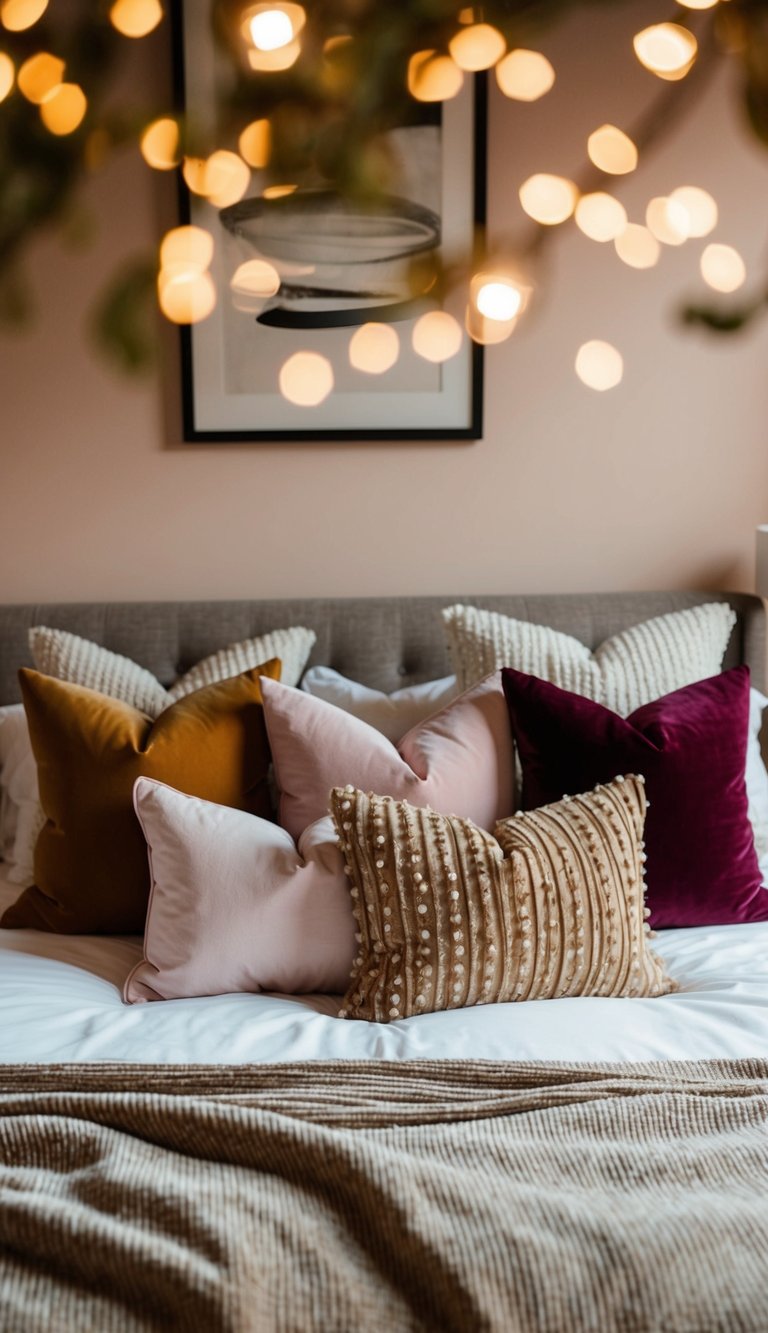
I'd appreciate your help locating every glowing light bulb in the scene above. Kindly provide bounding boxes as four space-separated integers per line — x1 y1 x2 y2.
668 186 717 237
39 82 87 135
239 118 271 169
645 196 689 245
614 224 660 269
140 116 179 170
243 4 305 68
633 23 697 80
349 323 400 374
412 311 463 363
160 226 213 272
495 48 555 101
279 351 334 406
587 124 638 175
575 193 627 242
476 280 522 322
18 52 64 103
575 341 624 392
700 243 746 292
0 0 47 32
109 0 163 38
448 23 506 72
250 8 292 50
0 51 13 101
676 0 717 8
158 268 216 324
407 50 464 102
519 174 578 225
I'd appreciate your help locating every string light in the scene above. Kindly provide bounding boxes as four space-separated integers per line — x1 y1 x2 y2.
0 0 47 31
160 226 214 272
475 281 522 321
645 196 689 245
633 23 697 80
242 4 305 70
575 193 627 242
279 351 334 406
231 259 280 298
519 174 578 225
158 269 216 323
587 125 638 175
495 48 555 101
467 272 529 344
448 23 506 72
39 83 87 135
109 0 163 39
183 153 251 207
412 311 463 363
575 340 624 391
0 51 13 101
668 185 717 237
407 50 464 102
676 0 718 8
140 117 179 170
17 52 63 103
614 224 661 269
239 118 271 169
700 243 746 292
349 323 400 374
250 8 293 49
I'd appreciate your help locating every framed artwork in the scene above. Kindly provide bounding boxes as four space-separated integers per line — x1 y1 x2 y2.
173 6 486 442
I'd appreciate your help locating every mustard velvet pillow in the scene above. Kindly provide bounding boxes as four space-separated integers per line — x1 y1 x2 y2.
0 662 280 935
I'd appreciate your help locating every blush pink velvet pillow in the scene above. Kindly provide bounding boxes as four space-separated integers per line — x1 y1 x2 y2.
123 778 356 1003
261 672 514 842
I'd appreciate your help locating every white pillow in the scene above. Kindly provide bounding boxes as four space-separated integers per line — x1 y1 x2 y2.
442 602 737 710
28 624 316 716
300 667 458 743
0 704 44 883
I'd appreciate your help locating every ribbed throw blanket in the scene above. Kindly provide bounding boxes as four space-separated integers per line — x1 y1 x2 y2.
2 1059 768 1332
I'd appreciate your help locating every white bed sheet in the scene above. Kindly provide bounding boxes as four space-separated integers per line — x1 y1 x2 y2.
3 872 768 1065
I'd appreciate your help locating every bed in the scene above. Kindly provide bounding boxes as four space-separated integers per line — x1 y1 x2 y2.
2 590 768 1331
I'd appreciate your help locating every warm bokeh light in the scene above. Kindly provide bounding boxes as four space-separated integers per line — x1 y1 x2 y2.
412 310 463 363
160 226 214 272
587 124 638 175
495 48 555 101
158 268 216 324
140 116 179 170
18 52 64 104
614 223 661 269
349 323 400 374
0 51 13 101
407 50 464 102
109 0 163 39
575 340 624 391
202 150 251 207
40 82 87 135
239 118 271 168
0 0 47 32
669 185 718 237
262 183 297 199
250 8 293 50
230 259 280 298
448 23 506 72
476 280 522 322
646 196 689 245
575 192 627 242
242 4 305 68
182 157 208 195
676 0 717 8
700 243 746 292
519 173 578 225
246 39 300 71
279 351 334 406
633 23 697 80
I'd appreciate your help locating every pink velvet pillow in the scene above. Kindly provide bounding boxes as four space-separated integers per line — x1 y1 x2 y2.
261 672 514 842
123 778 356 1002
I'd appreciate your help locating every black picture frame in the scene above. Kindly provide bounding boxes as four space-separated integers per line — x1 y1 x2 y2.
172 6 486 443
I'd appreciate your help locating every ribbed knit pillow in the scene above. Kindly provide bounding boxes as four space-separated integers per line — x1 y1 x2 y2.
29 624 316 717
330 777 675 1023
442 602 736 709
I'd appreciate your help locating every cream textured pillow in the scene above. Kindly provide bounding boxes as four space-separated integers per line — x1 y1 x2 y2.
330 775 675 1023
442 602 736 710
29 624 316 716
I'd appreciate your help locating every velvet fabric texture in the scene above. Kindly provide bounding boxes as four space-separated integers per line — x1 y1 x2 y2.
502 665 768 929
0 663 280 935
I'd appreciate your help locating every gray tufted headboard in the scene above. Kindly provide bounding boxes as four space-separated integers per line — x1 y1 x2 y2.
0 589 763 705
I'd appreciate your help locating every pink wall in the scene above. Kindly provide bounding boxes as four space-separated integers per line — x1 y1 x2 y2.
2 0 768 603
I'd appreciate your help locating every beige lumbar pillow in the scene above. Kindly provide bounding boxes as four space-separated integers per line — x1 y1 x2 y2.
29 624 316 717
330 776 675 1023
441 602 736 710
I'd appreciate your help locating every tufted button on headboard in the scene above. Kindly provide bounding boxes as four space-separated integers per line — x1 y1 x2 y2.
0 590 763 705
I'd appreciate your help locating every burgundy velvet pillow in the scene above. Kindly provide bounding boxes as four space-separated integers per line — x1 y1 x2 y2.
501 665 768 929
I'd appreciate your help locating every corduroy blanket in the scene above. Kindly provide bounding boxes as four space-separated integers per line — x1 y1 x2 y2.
2 1059 768 1332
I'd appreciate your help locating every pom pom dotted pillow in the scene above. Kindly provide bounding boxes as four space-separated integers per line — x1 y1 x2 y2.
330 777 675 1024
